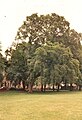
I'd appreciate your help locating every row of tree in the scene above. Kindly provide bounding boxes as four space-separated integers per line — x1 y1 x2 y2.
0 13 82 92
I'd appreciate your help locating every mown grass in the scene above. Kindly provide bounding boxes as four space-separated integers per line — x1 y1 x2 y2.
0 91 82 120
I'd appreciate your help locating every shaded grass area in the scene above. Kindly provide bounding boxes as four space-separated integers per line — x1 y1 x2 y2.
0 91 82 120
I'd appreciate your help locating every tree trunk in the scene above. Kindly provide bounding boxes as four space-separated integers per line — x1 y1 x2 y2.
79 85 81 91
64 82 67 90
22 81 25 90
4 81 6 87
28 83 33 93
10 81 12 88
0 82 3 88
26 84 28 89
57 84 60 92
14 82 16 88
0 82 1 88
41 84 43 92
44 84 46 92
53 84 55 91
70 83 73 91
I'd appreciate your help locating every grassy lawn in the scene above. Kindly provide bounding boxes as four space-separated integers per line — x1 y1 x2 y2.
0 91 82 120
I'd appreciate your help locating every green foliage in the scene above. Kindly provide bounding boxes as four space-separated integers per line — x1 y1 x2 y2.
4 13 82 91
16 13 70 44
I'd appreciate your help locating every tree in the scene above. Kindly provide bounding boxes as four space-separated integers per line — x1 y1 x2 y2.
6 42 28 89
0 73 3 87
10 12 82 92
0 42 4 87
34 41 80 91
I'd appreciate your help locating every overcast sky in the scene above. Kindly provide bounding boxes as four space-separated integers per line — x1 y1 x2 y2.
0 0 82 53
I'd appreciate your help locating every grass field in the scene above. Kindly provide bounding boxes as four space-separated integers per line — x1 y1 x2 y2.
0 91 82 120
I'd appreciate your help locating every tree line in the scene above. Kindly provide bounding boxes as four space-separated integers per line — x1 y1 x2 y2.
0 13 82 93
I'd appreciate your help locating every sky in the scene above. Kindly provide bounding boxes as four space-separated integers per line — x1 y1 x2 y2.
0 0 82 53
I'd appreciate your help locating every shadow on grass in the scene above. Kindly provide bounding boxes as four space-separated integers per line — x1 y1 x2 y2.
32 90 82 95
0 88 82 96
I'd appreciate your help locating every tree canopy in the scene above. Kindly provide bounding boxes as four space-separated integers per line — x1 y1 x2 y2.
0 13 82 92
